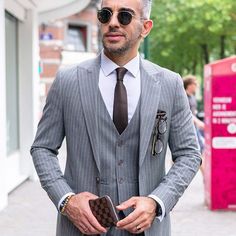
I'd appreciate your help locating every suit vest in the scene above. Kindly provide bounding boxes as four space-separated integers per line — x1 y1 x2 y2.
97 91 141 235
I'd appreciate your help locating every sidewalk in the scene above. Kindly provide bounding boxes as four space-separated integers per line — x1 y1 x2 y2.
0 180 56 236
0 155 235 235
171 171 236 236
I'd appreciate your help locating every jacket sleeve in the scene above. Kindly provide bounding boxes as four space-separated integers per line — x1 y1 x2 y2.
30 70 73 208
150 75 202 215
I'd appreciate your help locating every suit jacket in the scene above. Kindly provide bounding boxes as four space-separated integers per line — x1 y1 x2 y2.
31 55 202 236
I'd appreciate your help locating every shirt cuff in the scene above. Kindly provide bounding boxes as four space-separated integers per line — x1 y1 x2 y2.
57 192 75 211
148 194 165 222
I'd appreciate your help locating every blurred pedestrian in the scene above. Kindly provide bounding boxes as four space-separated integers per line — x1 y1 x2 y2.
184 75 205 173
31 1 201 236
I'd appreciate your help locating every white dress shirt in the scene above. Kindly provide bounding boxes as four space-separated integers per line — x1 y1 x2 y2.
99 52 165 221
99 52 141 122
59 52 165 222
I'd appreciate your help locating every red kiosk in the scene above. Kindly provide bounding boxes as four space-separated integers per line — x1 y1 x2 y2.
204 56 236 210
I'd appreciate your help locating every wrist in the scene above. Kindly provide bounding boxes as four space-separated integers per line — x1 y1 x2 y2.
155 202 162 217
59 194 74 215
147 196 162 217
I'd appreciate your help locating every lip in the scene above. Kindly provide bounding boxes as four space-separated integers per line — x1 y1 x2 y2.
105 33 125 42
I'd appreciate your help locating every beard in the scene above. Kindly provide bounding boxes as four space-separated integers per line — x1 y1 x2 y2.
102 26 142 55
103 39 131 55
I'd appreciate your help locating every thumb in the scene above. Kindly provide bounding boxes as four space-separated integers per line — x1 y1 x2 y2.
116 197 137 211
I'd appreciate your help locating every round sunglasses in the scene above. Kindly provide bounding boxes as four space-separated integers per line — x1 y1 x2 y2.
97 8 142 26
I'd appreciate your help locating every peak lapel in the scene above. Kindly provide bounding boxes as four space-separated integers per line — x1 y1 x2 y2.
77 57 101 172
139 64 163 167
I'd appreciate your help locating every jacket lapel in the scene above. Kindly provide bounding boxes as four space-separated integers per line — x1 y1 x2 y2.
77 56 163 170
139 60 163 167
77 56 101 172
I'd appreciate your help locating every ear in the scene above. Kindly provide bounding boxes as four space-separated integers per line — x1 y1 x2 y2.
141 20 153 38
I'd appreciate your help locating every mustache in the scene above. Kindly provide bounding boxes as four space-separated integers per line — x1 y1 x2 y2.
104 27 125 36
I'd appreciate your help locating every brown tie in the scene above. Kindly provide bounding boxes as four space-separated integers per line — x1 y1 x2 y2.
113 67 128 134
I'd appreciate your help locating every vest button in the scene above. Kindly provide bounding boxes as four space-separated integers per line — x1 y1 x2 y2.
95 177 100 183
117 140 124 147
118 160 124 166
119 178 124 184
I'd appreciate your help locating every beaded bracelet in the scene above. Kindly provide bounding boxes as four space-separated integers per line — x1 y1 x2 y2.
60 195 74 215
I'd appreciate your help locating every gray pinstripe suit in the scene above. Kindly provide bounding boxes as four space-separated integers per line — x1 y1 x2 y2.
31 55 201 236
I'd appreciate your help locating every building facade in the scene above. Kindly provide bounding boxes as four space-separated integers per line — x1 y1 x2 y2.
0 0 91 211
39 2 100 110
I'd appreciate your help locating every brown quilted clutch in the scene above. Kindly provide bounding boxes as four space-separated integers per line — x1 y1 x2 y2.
89 195 119 228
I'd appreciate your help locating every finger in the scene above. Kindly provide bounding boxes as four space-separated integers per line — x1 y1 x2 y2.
133 226 146 234
132 226 143 234
79 225 89 235
120 215 150 232
78 218 99 234
74 211 105 235
89 194 100 200
116 197 137 211
79 218 102 235
73 221 89 235
123 217 144 232
116 209 141 228
124 221 143 233
138 219 154 231
128 221 151 235
134 222 147 232
85 211 107 233
79 198 107 234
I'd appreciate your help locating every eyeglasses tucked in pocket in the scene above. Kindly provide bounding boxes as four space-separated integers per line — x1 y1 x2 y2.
151 110 167 156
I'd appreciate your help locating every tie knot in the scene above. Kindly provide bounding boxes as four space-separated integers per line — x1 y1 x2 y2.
116 67 127 82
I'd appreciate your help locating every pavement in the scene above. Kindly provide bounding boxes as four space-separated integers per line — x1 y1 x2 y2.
0 149 235 236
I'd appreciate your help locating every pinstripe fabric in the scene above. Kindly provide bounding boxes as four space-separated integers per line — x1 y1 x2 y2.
30 55 201 236
97 90 140 236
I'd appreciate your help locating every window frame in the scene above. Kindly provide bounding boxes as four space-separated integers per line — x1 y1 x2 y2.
65 20 92 52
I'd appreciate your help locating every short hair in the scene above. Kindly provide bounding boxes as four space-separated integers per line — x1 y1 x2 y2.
100 0 152 19
183 75 197 90
141 0 152 19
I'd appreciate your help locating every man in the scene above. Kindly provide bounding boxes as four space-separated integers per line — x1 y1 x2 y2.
183 75 204 149
183 75 205 172
31 0 201 236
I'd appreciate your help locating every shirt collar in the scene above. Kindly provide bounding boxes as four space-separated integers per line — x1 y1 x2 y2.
101 50 140 78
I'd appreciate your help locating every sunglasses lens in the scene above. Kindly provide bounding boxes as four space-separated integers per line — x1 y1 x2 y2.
118 11 133 25
97 9 112 24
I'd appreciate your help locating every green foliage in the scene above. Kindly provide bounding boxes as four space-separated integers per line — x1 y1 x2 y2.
149 0 236 77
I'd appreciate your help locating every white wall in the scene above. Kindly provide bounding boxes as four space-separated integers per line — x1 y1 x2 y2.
4 0 25 20
0 0 8 211
0 0 90 211
18 8 39 179
0 0 40 210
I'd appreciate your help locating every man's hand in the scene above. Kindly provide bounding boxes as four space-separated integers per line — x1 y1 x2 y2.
64 192 107 235
116 196 157 234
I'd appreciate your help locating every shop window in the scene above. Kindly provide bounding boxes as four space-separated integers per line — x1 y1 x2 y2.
5 12 19 155
67 24 87 52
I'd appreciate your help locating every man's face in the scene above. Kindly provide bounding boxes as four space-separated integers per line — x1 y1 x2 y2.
99 0 145 57
189 82 197 95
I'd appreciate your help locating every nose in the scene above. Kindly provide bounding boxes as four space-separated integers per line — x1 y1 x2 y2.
109 12 120 27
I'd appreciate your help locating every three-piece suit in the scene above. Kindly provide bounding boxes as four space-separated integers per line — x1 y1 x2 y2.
31 55 201 236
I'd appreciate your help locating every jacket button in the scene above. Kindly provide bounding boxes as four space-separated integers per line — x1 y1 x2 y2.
119 178 124 184
118 160 124 166
117 140 124 147
96 177 100 183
